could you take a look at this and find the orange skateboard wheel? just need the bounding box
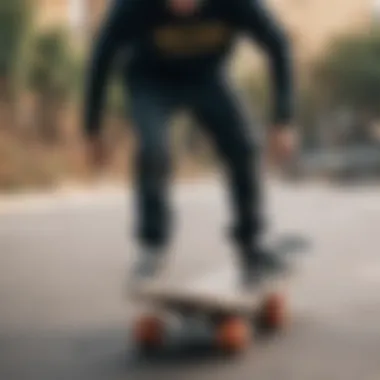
[260,293,287,331]
[133,315,165,349]
[215,317,251,353]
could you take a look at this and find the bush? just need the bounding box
[25,28,76,101]
[0,0,31,133]
[0,0,31,93]
[313,31,380,117]
[239,72,270,123]
[23,28,78,142]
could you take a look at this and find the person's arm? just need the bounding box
[230,0,294,127]
[84,0,141,138]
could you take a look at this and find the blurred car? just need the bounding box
[287,145,380,182]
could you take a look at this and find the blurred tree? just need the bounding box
[99,73,131,149]
[241,73,270,124]
[108,74,129,119]
[312,31,380,144]
[25,28,77,143]
[0,0,31,128]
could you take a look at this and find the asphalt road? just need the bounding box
[1,179,380,380]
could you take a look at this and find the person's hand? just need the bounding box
[85,135,108,174]
[267,126,298,169]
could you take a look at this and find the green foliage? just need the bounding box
[238,72,270,123]
[313,31,380,116]
[108,74,129,118]
[25,28,76,101]
[20,28,80,143]
[0,0,31,79]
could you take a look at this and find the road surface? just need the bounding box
[1,179,380,380]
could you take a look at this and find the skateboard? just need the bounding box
[129,235,306,355]
[130,272,290,355]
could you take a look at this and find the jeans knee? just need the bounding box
[241,139,255,160]
[138,143,170,176]
[228,139,256,170]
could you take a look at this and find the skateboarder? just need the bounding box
[84,0,297,288]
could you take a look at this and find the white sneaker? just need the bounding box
[130,246,167,288]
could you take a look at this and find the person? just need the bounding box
[84,0,297,289]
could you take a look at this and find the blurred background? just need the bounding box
[1,1,380,380]
[1,0,380,191]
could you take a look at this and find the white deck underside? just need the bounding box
[131,266,289,313]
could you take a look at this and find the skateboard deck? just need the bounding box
[130,271,291,354]
[131,273,288,316]
[129,235,307,354]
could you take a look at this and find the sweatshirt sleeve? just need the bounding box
[83,0,142,138]
[230,0,294,126]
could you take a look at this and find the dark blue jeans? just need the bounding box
[126,72,263,251]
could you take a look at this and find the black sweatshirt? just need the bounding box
[84,0,294,137]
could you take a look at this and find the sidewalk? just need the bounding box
[0,176,220,214]
[0,180,125,214]
[0,175,340,215]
